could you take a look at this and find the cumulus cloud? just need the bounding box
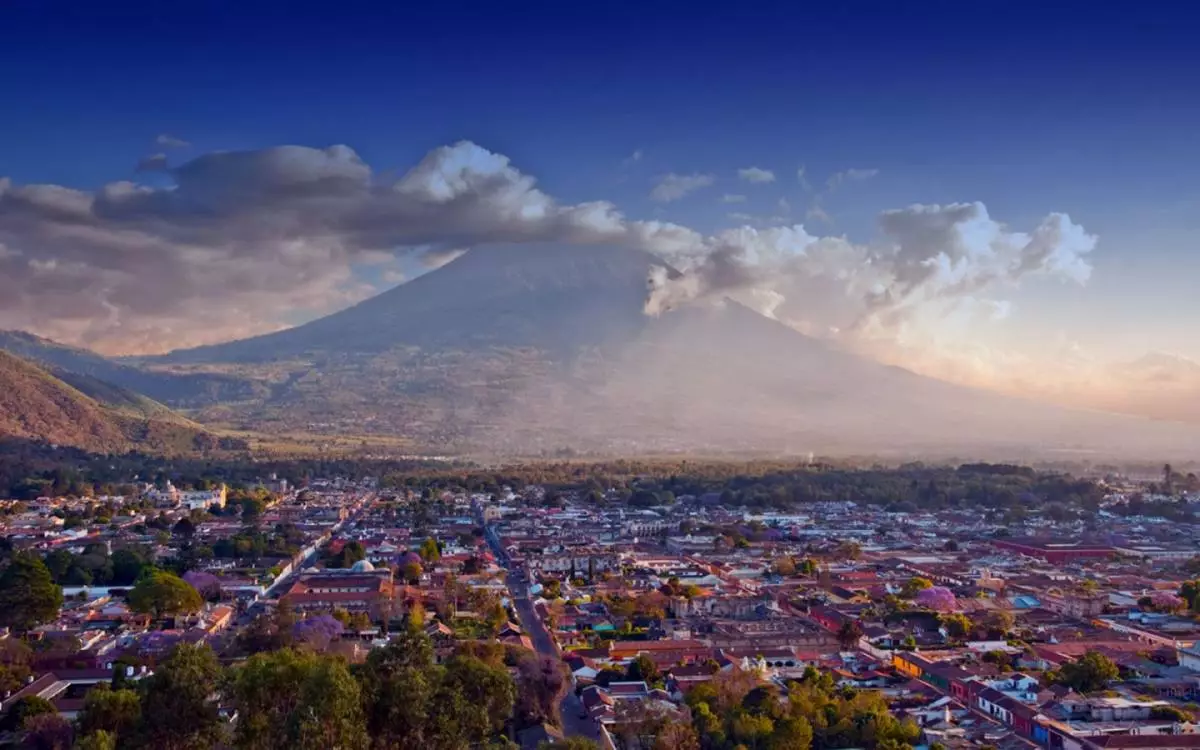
[0,141,697,353]
[720,194,747,203]
[737,167,776,184]
[0,137,1101,398]
[644,202,1097,351]
[650,172,715,202]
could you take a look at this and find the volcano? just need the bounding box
[140,244,1200,457]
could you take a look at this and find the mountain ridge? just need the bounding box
[0,350,243,454]
[0,330,267,408]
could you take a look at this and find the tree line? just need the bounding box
[2,622,567,750]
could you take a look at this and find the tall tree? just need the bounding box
[127,571,203,619]
[73,731,117,750]
[437,654,516,743]
[1049,651,1120,693]
[76,684,141,741]
[21,713,73,750]
[419,537,441,563]
[0,695,55,732]
[133,644,225,750]
[0,553,63,632]
[230,648,368,750]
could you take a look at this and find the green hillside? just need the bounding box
[0,350,243,454]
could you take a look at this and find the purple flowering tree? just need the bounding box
[1151,591,1185,612]
[292,614,345,651]
[915,586,957,612]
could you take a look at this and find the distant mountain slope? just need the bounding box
[0,330,268,407]
[162,243,652,362]
[52,369,197,425]
[152,244,1200,458]
[0,350,241,454]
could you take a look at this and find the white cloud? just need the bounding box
[155,134,191,149]
[0,141,697,353]
[645,202,1097,353]
[777,197,791,214]
[826,167,880,190]
[649,172,715,202]
[738,167,776,184]
[720,194,747,203]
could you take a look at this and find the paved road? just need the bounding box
[503,565,601,741]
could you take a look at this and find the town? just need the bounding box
[1,460,1199,750]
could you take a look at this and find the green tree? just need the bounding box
[74,731,117,750]
[231,648,368,750]
[401,560,423,584]
[730,712,775,748]
[0,695,54,732]
[127,572,203,619]
[940,613,973,639]
[359,626,437,748]
[626,654,660,684]
[1179,579,1200,612]
[76,684,141,741]
[1049,651,1120,694]
[981,609,1015,638]
[134,644,225,750]
[0,553,63,632]
[0,638,33,694]
[439,653,517,742]
[359,627,516,749]
[900,576,933,599]
[769,716,813,750]
[110,548,148,586]
[1150,705,1191,722]
[419,538,441,563]
[21,712,73,750]
[982,650,1013,671]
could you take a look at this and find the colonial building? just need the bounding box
[282,564,395,622]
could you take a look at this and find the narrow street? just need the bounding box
[496,529,601,742]
[510,582,601,741]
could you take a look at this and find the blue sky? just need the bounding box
[2,0,1198,410]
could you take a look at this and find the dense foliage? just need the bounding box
[0,553,64,632]
[1046,651,1120,694]
[54,626,560,750]
[684,667,920,750]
